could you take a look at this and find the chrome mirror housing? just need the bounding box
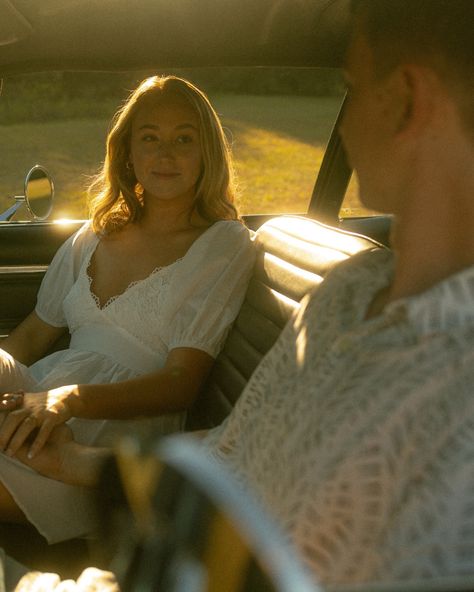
[0,165,54,221]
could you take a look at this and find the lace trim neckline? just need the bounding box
[86,255,183,311]
[84,219,229,310]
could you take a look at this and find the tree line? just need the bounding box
[0,67,344,124]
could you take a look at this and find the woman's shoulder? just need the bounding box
[72,220,97,241]
[194,220,253,257]
[67,220,99,252]
[55,220,100,278]
[203,219,252,244]
[177,219,253,271]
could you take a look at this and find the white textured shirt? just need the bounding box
[204,249,474,585]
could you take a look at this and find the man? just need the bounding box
[206,0,474,582]
[3,0,474,586]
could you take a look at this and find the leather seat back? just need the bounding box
[186,215,383,429]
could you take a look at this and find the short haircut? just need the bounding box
[350,0,474,139]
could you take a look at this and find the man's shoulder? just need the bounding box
[326,246,391,283]
[307,247,393,309]
[290,247,393,344]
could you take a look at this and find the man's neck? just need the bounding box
[387,167,474,305]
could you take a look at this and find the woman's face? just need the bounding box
[130,95,203,206]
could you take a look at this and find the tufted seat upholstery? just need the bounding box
[186,215,383,429]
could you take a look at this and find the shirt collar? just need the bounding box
[385,264,474,336]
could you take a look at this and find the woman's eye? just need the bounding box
[142,134,158,142]
[175,135,193,145]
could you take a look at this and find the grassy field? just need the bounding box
[0,94,362,220]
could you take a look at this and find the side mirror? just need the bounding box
[25,165,54,220]
[0,165,54,222]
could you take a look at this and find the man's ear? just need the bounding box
[391,64,436,137]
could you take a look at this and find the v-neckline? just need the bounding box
[86,255,183,310]
[85,220,223,310]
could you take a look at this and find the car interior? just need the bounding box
[1,1,464,590]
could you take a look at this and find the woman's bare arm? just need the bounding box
[1,311,67,366]
[72,347,214,419]
[0,347,213,457]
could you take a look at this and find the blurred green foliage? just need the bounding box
[0,67,344,125]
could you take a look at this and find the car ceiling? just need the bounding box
[0,0,351,75]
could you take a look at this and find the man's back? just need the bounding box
[204,248,474,582]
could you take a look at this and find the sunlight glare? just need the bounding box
[269,216,369,256]
[53,218,84,225]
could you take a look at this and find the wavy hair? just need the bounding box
[89,75,239,234]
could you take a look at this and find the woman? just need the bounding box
[0,75,254,542]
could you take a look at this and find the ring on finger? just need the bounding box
[23,415,37,425]
[2,393,22,402]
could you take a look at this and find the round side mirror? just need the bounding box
[24,165,54,221]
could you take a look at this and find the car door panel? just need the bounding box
[0,222,81,337]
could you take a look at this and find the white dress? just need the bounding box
[0,219,254,543]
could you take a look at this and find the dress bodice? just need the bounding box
[63,244,180,363]
[34,219,255,375]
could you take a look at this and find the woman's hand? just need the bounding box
[0,385,79,459]
[13,423,74,482]
[14,423,110,488]
[0,390,24,410]
[15,566,120,591]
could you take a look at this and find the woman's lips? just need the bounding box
[153,172,179,178]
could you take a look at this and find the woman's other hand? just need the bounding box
[13,423,74,482]
[15,566,120,591]
[0,385,79,459]
[14,424,110,488]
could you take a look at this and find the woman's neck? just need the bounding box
[138,195,206,234]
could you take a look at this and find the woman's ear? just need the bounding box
[125,153,134,174]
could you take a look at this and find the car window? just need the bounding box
[339,173,379,218]
[0,68,345,220]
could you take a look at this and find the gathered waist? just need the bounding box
[69,324,163,374]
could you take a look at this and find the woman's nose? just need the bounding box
[156,140,175,158]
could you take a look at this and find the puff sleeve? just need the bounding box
[35,222,98,327]
[165,221,255,358]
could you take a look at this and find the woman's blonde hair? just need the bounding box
[89,75,239,234]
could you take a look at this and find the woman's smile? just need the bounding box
[152,171,180,178]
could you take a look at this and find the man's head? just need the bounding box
[340,0,474,214]
[350,1,473,142]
